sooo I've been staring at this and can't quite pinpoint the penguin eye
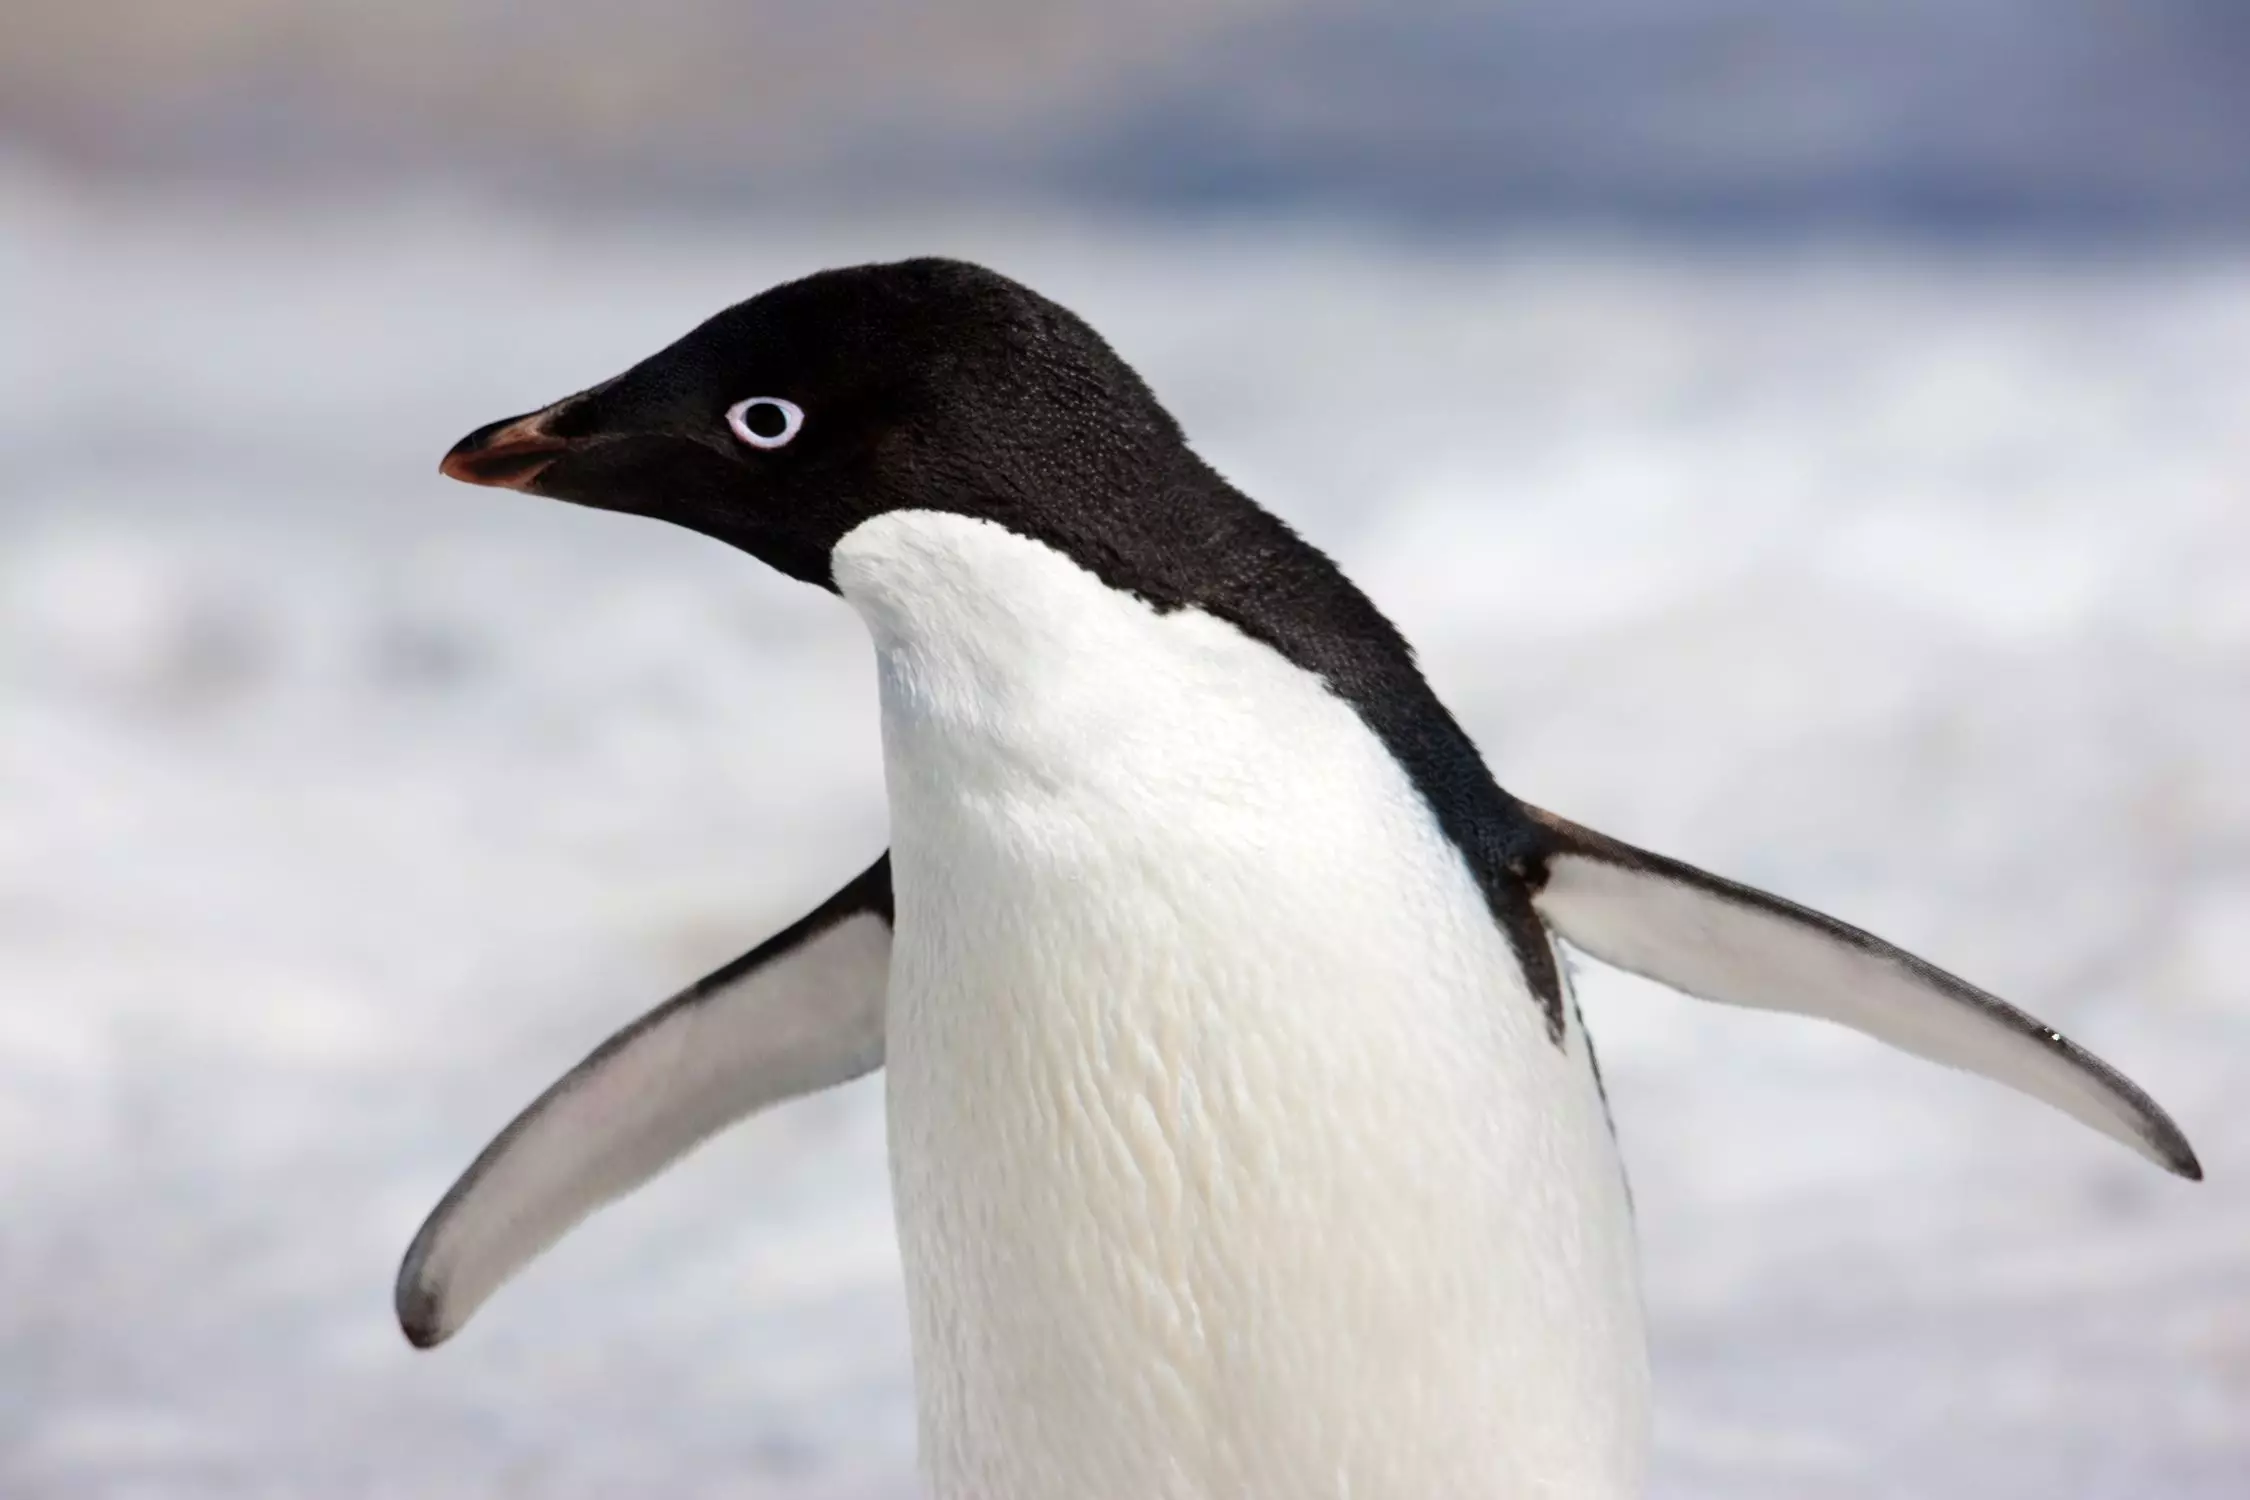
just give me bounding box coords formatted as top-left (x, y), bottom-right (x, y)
top-left (725, 397), bottom-right (803, 450)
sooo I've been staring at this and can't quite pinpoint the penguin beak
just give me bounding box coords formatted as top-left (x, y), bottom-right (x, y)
top-left (440, 409), bottom-right (575, 491)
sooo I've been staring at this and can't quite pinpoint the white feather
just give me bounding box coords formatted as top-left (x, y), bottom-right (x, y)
top-left (835, 511), bottom-right (1647, 1500)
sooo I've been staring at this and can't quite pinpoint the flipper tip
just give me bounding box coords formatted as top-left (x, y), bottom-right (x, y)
top-left (2158, 1133), bottom-right (2204, 1183)
top-left (394, 1255), bottom-right (458, 1350)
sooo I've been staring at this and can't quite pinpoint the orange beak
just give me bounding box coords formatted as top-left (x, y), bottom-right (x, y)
top-left (439, 411), bottom-right (572, 490)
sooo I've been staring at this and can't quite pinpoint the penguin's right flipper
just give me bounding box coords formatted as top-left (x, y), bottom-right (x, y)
top-left (395, 855), bottom-right (893, 1349)
top-left (1522, 808), bottom-right (2201, 1181)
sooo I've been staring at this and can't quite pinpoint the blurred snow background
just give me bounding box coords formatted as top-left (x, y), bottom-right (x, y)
top-left (1, 176), bottom-right (2242, 1499)
top-left (3, 1), bottom-right (2248, 1494)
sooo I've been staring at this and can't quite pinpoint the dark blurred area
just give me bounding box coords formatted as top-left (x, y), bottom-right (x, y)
top-left (8, 0), bottom-right (2250, 231)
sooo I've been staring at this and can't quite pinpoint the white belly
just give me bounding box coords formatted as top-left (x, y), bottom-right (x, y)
top-left (835, 512), bottom-right (1647, 1500)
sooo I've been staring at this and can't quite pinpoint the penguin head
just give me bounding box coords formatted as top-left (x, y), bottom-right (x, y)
top-left (440, 258), bottom-right (1189, 587)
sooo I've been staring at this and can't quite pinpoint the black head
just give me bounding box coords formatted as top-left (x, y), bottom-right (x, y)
top-left (440, 258), bottom-right (1195, 587)
top-left (441, 256), bottom-right (1572, 1026)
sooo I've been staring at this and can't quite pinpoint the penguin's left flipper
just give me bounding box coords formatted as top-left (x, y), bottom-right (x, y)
top-left (1523, 807), bottom-right (2201, 1180)
top-left (395, 855), bottom-right (894, 1349)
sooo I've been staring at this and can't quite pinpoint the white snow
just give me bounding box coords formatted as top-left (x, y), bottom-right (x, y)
top-left (1, 178), bottom-right (2243, 1496)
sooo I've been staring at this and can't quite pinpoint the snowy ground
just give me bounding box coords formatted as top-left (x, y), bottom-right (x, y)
top-left (1, 177), bottom-right (2245, 1497)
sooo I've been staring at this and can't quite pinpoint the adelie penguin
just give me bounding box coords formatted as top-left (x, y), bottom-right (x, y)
top-left (405, 257), bottom-right (2201, 1499)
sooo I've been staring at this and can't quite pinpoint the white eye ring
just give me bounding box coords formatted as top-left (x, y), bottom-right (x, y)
top-left (725, 397), bottom-right (804, 450)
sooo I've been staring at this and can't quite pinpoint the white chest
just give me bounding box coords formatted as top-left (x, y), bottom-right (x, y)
top-left (834, 511), bottom-right (1647, 1500)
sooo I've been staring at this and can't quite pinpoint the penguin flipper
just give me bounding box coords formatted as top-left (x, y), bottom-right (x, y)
top-left (395, 855), bottom-right (894, 1349)
top-left (1522, 807), bottom-right (2200, 1180)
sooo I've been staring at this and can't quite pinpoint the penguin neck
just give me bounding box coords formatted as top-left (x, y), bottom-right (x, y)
top-left (832, 507), bottom-right (1186, 803)
top-left (830, 495), bottom-right (1550, 932)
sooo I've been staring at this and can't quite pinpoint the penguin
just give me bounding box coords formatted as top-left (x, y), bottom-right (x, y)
top-left (403, 257), bottom-right (2200, 1499)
